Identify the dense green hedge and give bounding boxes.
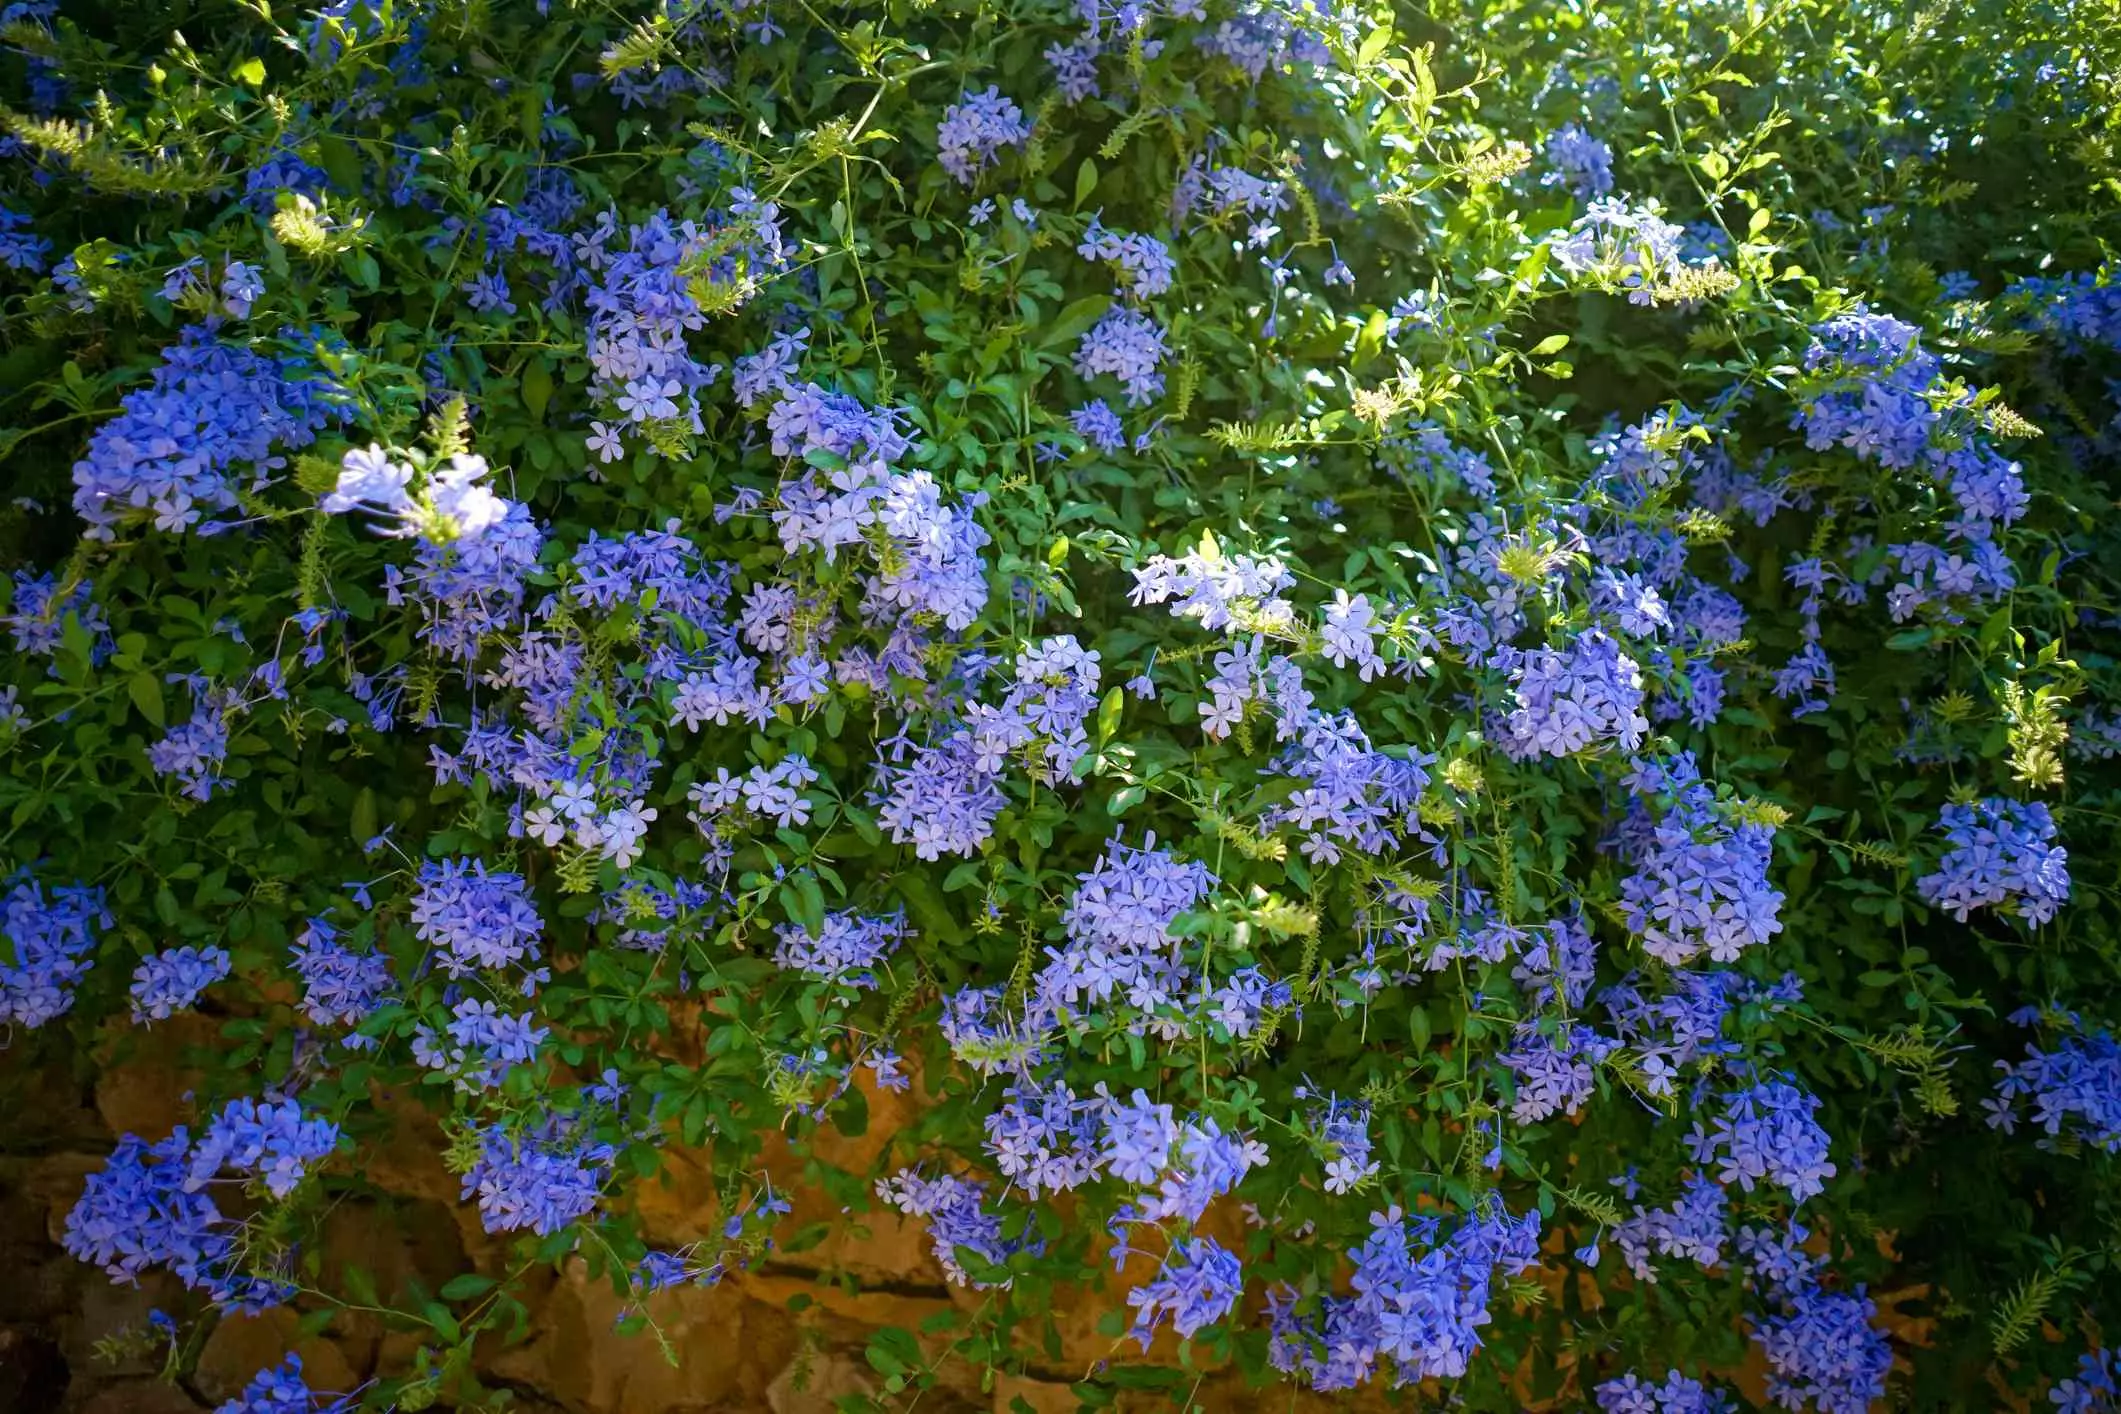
[3,0,2121,1408]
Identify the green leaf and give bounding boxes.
[865,1326,919,1378]
[1529,333,1570,356]
[789,872,827,936]
[1074,158,1098,211]
[233,57,267,87]
[128,672,165,727]
[423,1302,462,1345]
[1097,685,1124,746]
[1040,296,1111,351]
[894,872,966,945]
[522,360,553,422]
[1513,241,1551,288]
[350,787,377,847]
[440,1273,496,1301]
[837,1082,869,1137]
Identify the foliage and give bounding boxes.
[2,0,2120,1409]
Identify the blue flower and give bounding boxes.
[773,909,908,989]
[1615,753,1784,965]
[1491,630,1648,760]
[213,1353,353,1414]
[73,325,346,539]
[411,857,545,977]
[1126,1236,1241,1348]
[1071,398,1126,452]
[1691,1076,1836,1204]
[1541,124,1615,199]
[186,1098,339,1199]
[936,87,1029,185]
[2052,1346,2120,1413]
[131,945,232,1021]
[1075,306,1170,406]
[460,1124,614,1235]
[0,873,109,1029]
[1916,797,2070,925]
[876,1169,1036,1288]
[1987,1013,2121,1152]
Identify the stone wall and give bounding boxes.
[1,1019,1411,1414]
[0,1020,1941,1413]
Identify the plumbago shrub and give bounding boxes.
[3,0,2121,1409]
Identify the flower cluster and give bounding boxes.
[0,873,108,1028]
[1987,1014,2121,1152]
[773,910,908,989]
[72,325,345,539]
[1542,124,1615,199]
[876,1169,1032,1288]
[146,682,240,801]
[1309,1091,1380,1192]
[1075,306,1171,406]
[212,1354,351,1414]
[5,569,109,659]
[1549,198,1690,304]
[1502,1022,1616,1123]
[0,203,51,274]
[760,380,992,630]
[411,857,545,978]
[187,1098,340,1198]
[1198,2,1337,80]
[63,1111,326,1313]
[1690,1077,1837,1203]
[936,87,1029,185]
[982,1079,1103,1197]
[1746,1220,1892,1414]
[1492,631,1649,760]
[412,998,549,1090]
[1078,215,1177,299]
[1616,753,1784,965]
[1613,1175,1728,1282]
[287,918,391,1039]
[1595,1369,1730,1414]
[130,945,232,1021]
[2052,1347,2120,1414]
[1915,797,2071,925]
[1266,1203,1542,1389]
[688,756,819,841]
[875,636,1099,859]
[1131,545,1297,634]
[578,201,784,456]
[1038,835,1215,1017]
[1126,1236,1242,1348]
[460,1125,614,1235]
[321,445,525,546]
